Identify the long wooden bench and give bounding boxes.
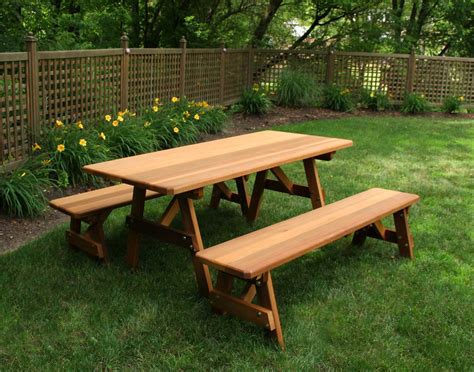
[196,188,420,349]
[50,184,161,261]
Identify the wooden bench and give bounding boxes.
[196,188,420,349]
[49,184,161,261]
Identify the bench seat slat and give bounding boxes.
[49,184,160,219]
[196,188,419,279]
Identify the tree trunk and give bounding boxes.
[250,0,283,47]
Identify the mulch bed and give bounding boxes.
[1,107,472,254]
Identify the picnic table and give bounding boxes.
[83,130,353,296]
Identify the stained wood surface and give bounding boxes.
[83,131,353,195]
[49,184,160,219]
[196,188,419,279]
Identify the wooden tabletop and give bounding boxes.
[83,130,353,195]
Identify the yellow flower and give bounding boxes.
[112,120,119,127]
[99,132,106,140]
[105,115,112,122]
[154,97,160,104]
[144,121,151,128]
[370,92,375,98]
[183,111,190,119]
[152,105,159,112]
[130,112,136,116]
[57,144,65,152]
[171,96,179,103]
[117,115,124,122]
[202,101,209,107]
[42,159,51,165]
[342,88,350,95]
[252,83,260,92]
[194,114,200,120]
[459,96,464,102]
[173,127,180,133]
[20,172,26,177]
[55,120,64,128]
[118,111,124,116]
[76,121,84,130]
[32,143,41,152]
[79,139,87,147]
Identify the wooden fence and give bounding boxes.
[1,34,473,170]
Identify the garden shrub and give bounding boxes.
[442,95,464,114]
[97,110,156,158]
[401,92,430,114]
[360,90,391,111]
[40,119,109,187]
[276,69,318,107]
[238,84,272,115]
[323,85,353,112]
[0,158,56,217]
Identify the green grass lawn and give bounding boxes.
[1,116,473,370]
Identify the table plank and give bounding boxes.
[83,131,353,195]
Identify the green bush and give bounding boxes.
[442,95,465,114]
[0,158,56,217]
[360,90,391,111]
[238,85,273,115]
[197,104,228,134]
[97,110,156,158]
[401,93,430,114]
[40,119,109,187]
[323,85,353,112]
[276,69,318,107]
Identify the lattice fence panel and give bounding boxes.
[38,52,121,127]
[128,50,181,110]
[253,50,327,93]
[185,50,221,104]
[223,50,249,105]
[414,57,474,104]
[333,53,409,101]
[0,54,29,165]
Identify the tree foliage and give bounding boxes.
[0,0,472,56]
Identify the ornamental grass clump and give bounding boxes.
[323,85,353,112]
[238,84,273,115]
[401,92,431,114]
[276,69,318,107]
[0,158,56,217]
[442,95,465,114]
[40,119,109,187]
[97,110,156,158]
[360,90,391,111]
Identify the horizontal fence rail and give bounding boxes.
[1,35,473,170]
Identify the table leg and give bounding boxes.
[247,170,268,222]
[178,196,212,297]
[126,186,147,268]
[209,176,250,216]
[303,158,325,209]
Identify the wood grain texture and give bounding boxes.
[83,131,352,195]
[196,188,419,279]
[49,184,161,219]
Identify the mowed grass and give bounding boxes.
[0,116,473,370]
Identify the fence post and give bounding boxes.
[219,41,226,104]
[406,50,416,93]
[120,33,130,111]
[179,36,187,98]
[326,50,335,84]
[25,33,40,142]
[247,47,254,88]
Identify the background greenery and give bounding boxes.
[0,116,472,369]
[1,0,472,56]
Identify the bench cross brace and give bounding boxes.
[209,271,285,349]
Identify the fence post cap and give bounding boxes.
[121,33,129,41]
[25,33,37,42]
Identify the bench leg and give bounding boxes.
[66,211,111,261]
[393,208,414,258]
[209,271,285,350]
